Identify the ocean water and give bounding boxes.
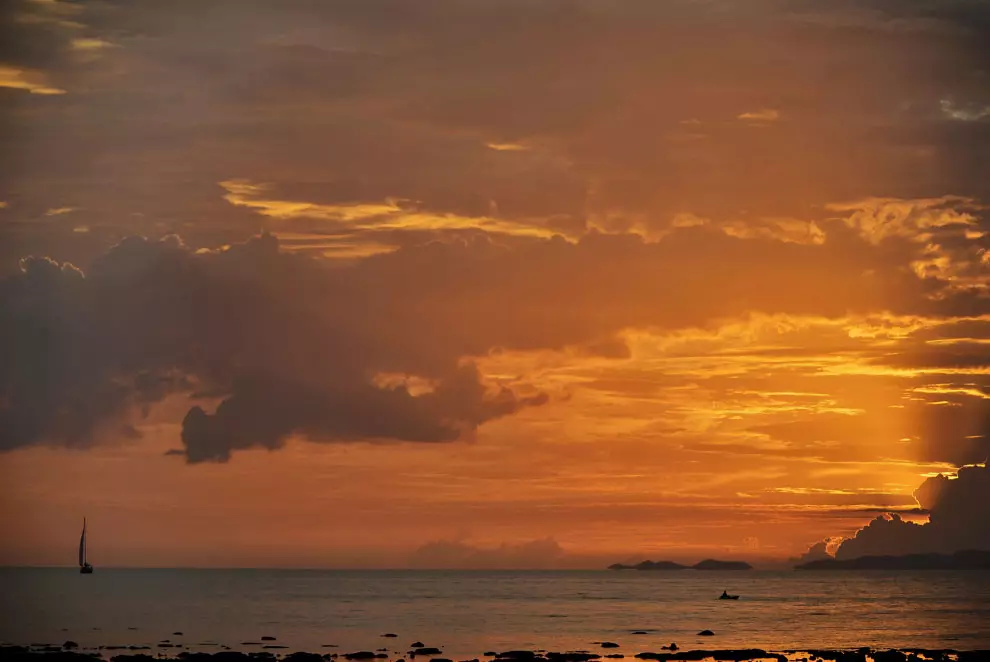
[2,569,990,656]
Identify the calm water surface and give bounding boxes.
[2,569,989,656]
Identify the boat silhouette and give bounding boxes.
[719,590,738,600]
[79,517,93,574]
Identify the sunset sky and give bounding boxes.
[2,0,990,568]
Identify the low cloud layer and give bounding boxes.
[409,537,567,569]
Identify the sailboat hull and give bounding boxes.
[80,565,93,574]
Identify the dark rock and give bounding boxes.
[637,651,779,662]
[111,655,158,662]
[600,644,619,650]
[262,646,288,650]
[697,631,715,636]
[344,653,387,660]
[174,633,185,636]
[63,643,79,650]
[284,653,323,662]
[382,635,398,639]
[629,632,648,636]
[157,644,175,649]
[261,638,277,642]
[484,653,498,657]
[128,646,150,651]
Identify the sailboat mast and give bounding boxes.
[79,518,87,567]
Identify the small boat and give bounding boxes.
[79,517,94,574]
[719,591,738,600]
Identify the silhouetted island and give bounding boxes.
[692,559,752,571]
[794,549,990,570]
[608,559,752,571]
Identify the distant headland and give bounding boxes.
[607,558,753,571]
[795,549,990,571]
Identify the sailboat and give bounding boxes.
[79,518,93,574]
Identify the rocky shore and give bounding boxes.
[3,644,988,662]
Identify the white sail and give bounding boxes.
[79,518,87,567]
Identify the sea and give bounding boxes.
[2,569,990,657]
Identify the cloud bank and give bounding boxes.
[0,234,546,462]
[830,461,990,559]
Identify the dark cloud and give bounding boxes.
[4,207,989,463]
[4,0,990,269]
[833,461,990,559]
[0,0,76,71]
[0,234,546,462]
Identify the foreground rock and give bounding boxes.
[637,651,784,662]
[1,645,987,662]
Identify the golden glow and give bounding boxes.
[0,65,65,95]
[221,180,569,240]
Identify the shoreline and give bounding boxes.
[4,645,989,662]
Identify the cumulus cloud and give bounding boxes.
[0,234,546,462]
[832,461,990,559]
[791,538,840,564]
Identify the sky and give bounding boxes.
[1,0,990,569]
